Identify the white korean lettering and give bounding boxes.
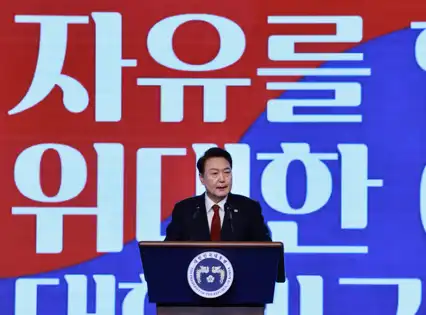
[14,144,87,202]
[12,143,124,253]
[298,276,323,315]
[259,16,370,123]
[259,143,336,215]
[137,78,250,122]
[136,147,186,241]
[411,22,426,70]
[14,274,419,315]
[147,14,245,71]
[261,143,382,254]
[141,14,249,123]
[92,12,137,121]
[338,144,383,229]
[119,274,148,315]
[418,165,426,233]
[9,15,90,115]
[10,13,136,121]
[339,278,422,315]
[15,278,59,315]
[266,82,362,123]
[65,275,116,315]
[267,16,363,61]
[265,276,323,315]
[265,281,288,315]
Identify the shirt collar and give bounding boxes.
[205,194,227,212]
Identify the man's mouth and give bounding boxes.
[217,186,227,190]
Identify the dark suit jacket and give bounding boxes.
[164,192,272,242]
[164,192,285,285]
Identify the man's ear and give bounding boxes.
[198,173,205,185]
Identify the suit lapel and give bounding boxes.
[193,193,237,241]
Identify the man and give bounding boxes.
[165,147,272,242]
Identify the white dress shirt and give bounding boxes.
[205,194,227,231]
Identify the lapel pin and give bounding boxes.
[234,209,238,213]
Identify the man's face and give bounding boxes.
[199,157,232,202]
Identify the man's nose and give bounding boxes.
[218,173,225,181]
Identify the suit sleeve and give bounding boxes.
[164,203,185,241]
[250,201,272,241]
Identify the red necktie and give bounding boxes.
[210,204,221,241]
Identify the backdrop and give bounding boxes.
[1,0,426,314]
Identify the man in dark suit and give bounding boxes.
[165,147,272,242]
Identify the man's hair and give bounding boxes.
[196,147,233,174]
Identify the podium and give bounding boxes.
[138,241,285,315]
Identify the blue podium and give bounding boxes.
[138,241,285,315]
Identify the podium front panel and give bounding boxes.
[140,243,281,305]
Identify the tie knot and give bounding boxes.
[212,204,220,213]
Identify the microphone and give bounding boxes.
[188,204,202,241]
[225,203,235,235]
[193,204,201,219]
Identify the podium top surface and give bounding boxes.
[139,241,283,248]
